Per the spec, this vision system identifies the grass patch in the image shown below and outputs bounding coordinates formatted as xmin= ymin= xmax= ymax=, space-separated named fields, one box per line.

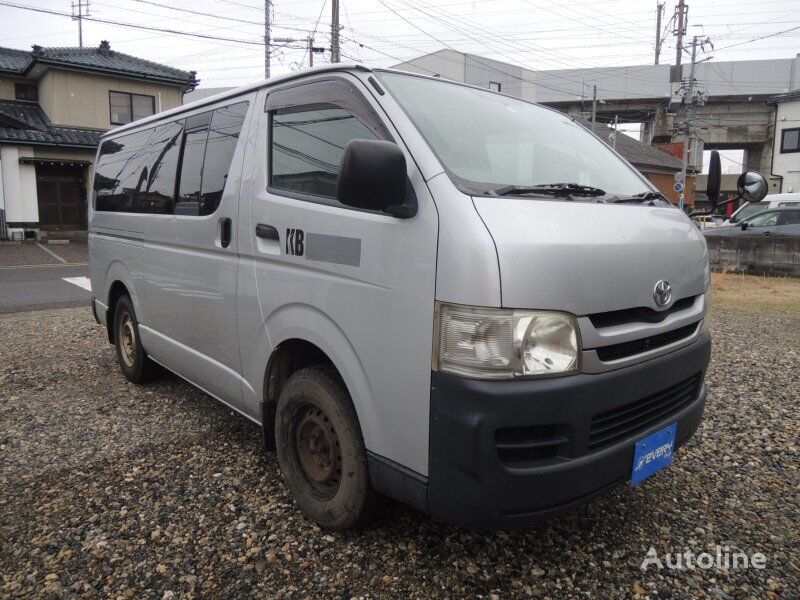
xmin=710 ymin=270 xmax=800 ymax=312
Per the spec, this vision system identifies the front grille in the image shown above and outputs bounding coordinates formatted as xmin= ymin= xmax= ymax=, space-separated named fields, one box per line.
xmin=588 ymin=373 xmax=702 ymax=451
xmin=595 ymin=322 xmax=699 ymax=362
xmin=589 ymin=295 xmax=696 ymax=328
xmin=495 ymin=424 xmax=566 ymax=466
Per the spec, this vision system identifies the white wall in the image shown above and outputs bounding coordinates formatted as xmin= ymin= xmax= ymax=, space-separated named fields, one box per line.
xmin=393 ymin=53 xmax=800 ymax=104
xmin=0 ymin=145 xmax=38 ymax=232
xmin=774 ymin=99 xmax=800 ymax=193
xmin=393 ymin=49 xmax=467 ymax=83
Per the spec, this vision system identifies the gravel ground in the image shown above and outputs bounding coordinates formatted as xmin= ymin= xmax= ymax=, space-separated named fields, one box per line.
xmin=0 ymin=305 xmax=798 ymax=599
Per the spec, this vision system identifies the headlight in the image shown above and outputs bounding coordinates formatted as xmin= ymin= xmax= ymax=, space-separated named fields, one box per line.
xmin=433 ymin=303 xmax=580 ymax=379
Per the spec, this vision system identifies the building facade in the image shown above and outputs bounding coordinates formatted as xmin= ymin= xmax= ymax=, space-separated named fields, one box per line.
xmin=0 ymin=41 xmax=197 ymax=239
xmin=770 ymin=91 xmax=800 ymax=193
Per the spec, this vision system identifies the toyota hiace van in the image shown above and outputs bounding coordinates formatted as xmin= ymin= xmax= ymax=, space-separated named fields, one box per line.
xmin=90 ymin=65 xmax=717 ymax=530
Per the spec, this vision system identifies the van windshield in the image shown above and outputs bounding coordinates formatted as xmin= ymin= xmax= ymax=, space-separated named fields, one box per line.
xmin=377 ymin=72 xmax=652 ymax=200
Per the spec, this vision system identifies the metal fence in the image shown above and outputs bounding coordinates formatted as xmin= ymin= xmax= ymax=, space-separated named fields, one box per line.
xmin=706 ymin=235 xmax=800 ymax=277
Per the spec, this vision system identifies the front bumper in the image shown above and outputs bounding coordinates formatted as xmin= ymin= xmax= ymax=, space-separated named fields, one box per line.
xmin=427 ymin=331 xmax=711 ymax=529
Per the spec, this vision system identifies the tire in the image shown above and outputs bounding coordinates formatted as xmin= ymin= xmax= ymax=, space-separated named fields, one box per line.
xmin=113 ymin=295 xmax=158 ymax=384
xmin=275 ymin=366 xmax=378 ymax=530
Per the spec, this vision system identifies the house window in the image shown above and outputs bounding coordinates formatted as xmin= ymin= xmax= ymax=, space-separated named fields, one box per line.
xmin=781 ymin=128 xmax=800 ymax=153
xmin=109 ymin=91 xmax=155 ymax=125
xmin=488 ymin=81 xmax=501 ymax=92
xmin=15 ymin=83 xmax=38 ymax=101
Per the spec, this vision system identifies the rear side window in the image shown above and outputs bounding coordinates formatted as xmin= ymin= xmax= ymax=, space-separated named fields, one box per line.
xmin=200 ymin=102 xmax=249 ymax=214
xmin=176 ymin=102 xmax=248 ymax=216
xmin=176 ymin=115 xmax=210 ymax=216
xmin=94 ymin=129 xmax=154 ymax=212
xmin=781 ymin=211 xmax=800 ymax=225
xmin=136 ymin=121 xmax=182 ymax=214
xmin=270 ymin=105 xmax=378 ymax=198
xmin=94 ymin=100 xmax=248 ymax=215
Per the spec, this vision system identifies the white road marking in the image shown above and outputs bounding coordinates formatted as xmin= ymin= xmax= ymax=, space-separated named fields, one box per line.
xmin=36 ymin=242 xmax=67 ymax=264
xmin=62 ymin=276 xmax=92 ymax=291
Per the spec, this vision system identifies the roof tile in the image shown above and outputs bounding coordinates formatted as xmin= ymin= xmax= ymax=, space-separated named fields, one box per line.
xmin=0 ymin=42 xmax=196 ymax=85
xmin=0 ymin=100 xmax=102 ymax=148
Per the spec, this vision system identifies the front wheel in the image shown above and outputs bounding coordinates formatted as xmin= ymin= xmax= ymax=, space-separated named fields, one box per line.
xmin=275 ymin=367 xmax=378 ymax=530
xmin=113 ymin=295 xmax=158 ymax=384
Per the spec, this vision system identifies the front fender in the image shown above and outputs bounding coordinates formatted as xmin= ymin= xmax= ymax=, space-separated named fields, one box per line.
xmin=264 ymin=302 xmax=376 ymax=452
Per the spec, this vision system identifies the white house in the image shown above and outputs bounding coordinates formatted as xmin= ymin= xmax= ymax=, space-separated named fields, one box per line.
xmin=770 ymin=90 xmax=800 ymax=193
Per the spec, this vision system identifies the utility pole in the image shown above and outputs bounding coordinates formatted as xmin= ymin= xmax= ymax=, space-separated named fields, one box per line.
xmin=331 ymin=0 xmax=340 ymax=63
xmin=274 ymin=35 xmax=322 ymax=68
xmin=591 ymin=85 xmax=597 ymax=134
xmin=678 ymin=35 xmax=701 ymax=211
xmin=264 ymin=0 xmax=271 ymax=79
xmin=673 ymin=0 xmax=688 ymax=67
xmin=612 ymin=115 xmax=619 ymax=150
xmin=71 ymin=0 xmax=90 ymax=48
xmin=654 ymin=2 xmax=664 ymax=65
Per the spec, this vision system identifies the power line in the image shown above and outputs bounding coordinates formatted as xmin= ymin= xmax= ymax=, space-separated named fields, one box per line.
xmin=0 ymin=1 xmax=267 ymax=46
xmin=132 ymin=0 xmax=263 ymax=27
xmin=714 ymin=24 xmax=800 ymax=50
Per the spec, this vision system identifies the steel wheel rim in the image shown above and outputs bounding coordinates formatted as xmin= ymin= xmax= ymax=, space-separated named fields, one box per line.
xmin=291 ymin=403 xmax=342 ymax=500
xmin=119 ymin=312 xmax=136 ymax=368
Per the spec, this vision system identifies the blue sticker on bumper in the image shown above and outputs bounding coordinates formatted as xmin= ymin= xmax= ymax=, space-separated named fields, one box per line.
xmin=631 ymin=423 xmax=677 ymax=485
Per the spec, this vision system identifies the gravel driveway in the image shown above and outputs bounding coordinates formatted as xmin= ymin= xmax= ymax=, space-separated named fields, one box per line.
xmin=1 ymin=305 xmax=797 ymax=598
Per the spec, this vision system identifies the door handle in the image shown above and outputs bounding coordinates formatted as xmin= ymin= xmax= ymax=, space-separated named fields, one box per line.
xmin=255 ymin=223 xmax=279 ymax=241
xmin=762 ymin=230 xmax=772 ymax=236
xmin=220 ymin=217 xmax=232 ymax=248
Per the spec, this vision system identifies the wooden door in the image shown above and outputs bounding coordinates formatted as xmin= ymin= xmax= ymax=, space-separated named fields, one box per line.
xmin=36 ymin=168 xmax=86 ymax=230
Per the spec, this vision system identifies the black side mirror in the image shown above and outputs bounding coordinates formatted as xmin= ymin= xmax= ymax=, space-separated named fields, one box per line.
xmin=740 ymin=222 xmax=749 ymax=230
xmin=337 ymin=139 xmax=416 ymax=218
xmin=707 ymin=150 xmax=721 ymax=208
xmin=736 ymin=171 xmax=768 ymax=203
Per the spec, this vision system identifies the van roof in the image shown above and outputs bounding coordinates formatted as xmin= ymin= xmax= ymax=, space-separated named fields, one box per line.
xmin=103 ymin=63 xmax=373 ymax=139
xmin=765 ymin=193 xmax=800 ymax=202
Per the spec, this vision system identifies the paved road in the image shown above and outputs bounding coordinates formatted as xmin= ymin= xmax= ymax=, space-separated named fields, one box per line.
xmin=0 ymin=263 xmax=91 ymax=314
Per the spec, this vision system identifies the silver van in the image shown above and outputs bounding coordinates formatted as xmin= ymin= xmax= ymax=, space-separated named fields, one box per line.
xmin=89 ymin=65 xmax=714 ymax=530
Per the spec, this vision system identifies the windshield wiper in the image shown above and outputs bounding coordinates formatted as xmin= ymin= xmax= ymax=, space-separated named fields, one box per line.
xmin=610 ymin=191 xmax=664 ymax=204
xmin=492 ymin=183 xmax=607 ymax=198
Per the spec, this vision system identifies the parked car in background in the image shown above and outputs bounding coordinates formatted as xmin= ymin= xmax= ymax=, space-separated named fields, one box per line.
xmin=723 ymin=192 xmax=800 ymax=225
xmin=692 ymin=215 xmax=720 ymax=230
xmin=705 ymin=207 xmax=800 ymax=238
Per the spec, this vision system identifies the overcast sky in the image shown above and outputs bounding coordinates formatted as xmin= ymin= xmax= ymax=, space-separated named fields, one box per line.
xmin=1 ymin=0 xmax=798 ymax=89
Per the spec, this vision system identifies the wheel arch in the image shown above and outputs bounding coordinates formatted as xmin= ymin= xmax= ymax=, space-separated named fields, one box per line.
xmin=102 ymin=261 xmax=138 ymax=344
xmin=260 ymin=304 xmax=374 ymax=454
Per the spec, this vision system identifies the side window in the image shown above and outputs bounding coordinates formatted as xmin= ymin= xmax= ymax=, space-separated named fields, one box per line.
xmin=780 ymin=211 xmax=800 ymax=225
xmin=746 ymin=211 xmax=779 ymax=227
xmin=95 ymin=101 xmax=248 ymax=215
xmin=94 ymin=128 xmax=154 ymax=212
xmin=176 ymin=113 xmax=211 ymax=216
xmin=270 ymin=105 xmax=378 ymax=198
xmin=199 ymin=101 xmax=248 ymax=215
xmin=137 ymin=121 xmax=183 ymax=214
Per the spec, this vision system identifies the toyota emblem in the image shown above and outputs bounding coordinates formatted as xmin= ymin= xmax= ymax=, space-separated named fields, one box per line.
xmin=653 ymin=280 xmax=672 ymax=307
